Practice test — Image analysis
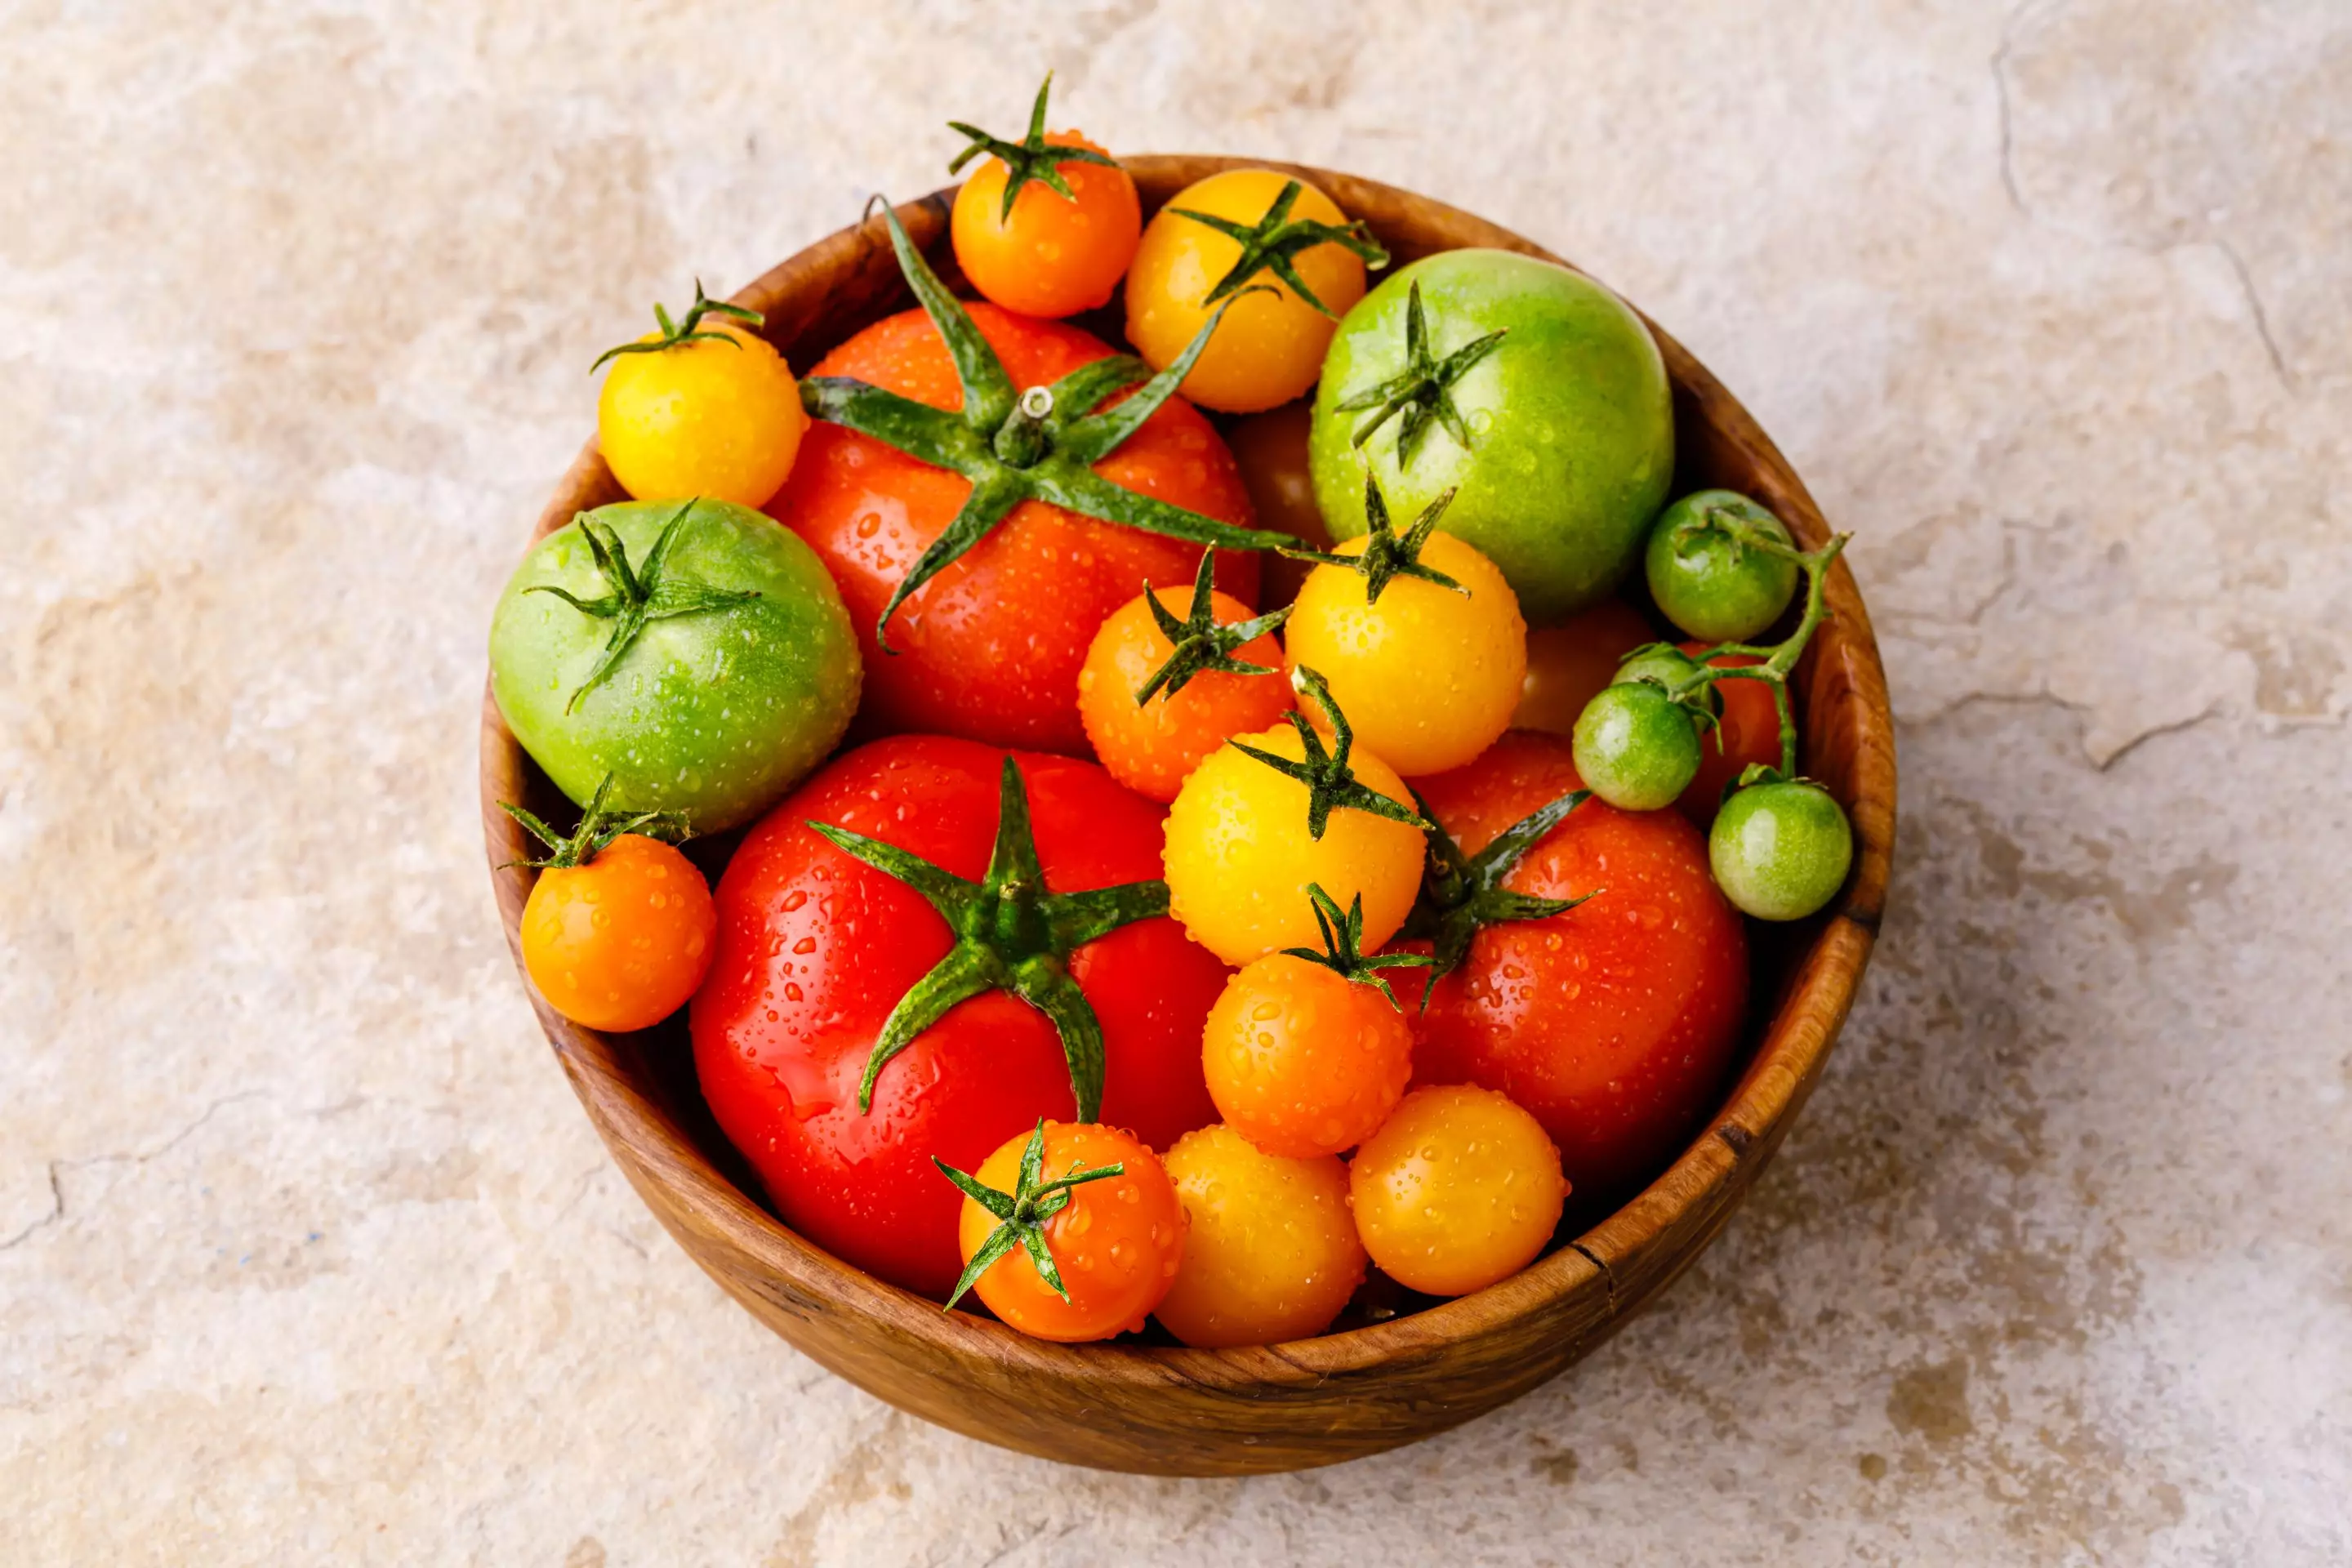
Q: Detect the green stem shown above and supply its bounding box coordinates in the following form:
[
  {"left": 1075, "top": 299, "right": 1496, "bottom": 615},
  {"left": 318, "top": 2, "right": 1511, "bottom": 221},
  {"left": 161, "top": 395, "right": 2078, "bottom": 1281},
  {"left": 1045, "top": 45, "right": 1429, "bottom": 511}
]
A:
[{"left": 1659, "top": 532, "right": 1848, "bottom": 778}]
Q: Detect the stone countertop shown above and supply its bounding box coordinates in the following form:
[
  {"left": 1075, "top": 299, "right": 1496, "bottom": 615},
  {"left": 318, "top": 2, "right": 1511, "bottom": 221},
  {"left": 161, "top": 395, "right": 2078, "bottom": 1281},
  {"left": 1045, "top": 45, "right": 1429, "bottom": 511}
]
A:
[{"left": 4, "top": 2, "right": 2346, "bottom": 1562}]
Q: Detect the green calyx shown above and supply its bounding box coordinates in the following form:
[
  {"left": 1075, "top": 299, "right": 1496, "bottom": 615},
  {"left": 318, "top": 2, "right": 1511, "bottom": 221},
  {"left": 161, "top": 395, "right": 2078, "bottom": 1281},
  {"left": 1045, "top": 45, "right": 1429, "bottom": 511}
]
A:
[
  {"left": 1402, "top": 785, "right": 1597, "bottom": 986},
  {"left": 808, "top": 755, "right": 1169, "bottom": 1122},
  {"left": 1168, "top": 178, "right": 1389, "bottom": 318},
  {"left": 800, "top": 200, "right": 1300, "bottom": 653},
  {"left": 1228, "top": 666, "right": 1434, "bottom": 842},
  {"left": 934, "top": 1120, "right": 1125, "bottom": 1311},
  {"left": 1282, "top": 472, "right": 1467, "bottom": 604},
  {"left": 947, "top": 73, "right": 1125, "bottom": 224},
  {"left": 1281, "top": 883, "right": 1433, "bottom": 1012},
  {"left": 1134, "top": 549, "right": 1293, "bottom": 705},
  {"left": 1334, "top": 279, "right": 1508, "bottom": 466},
  {"left": 499, "top": 773, "right": 686, "bottom": 871},
  {"left": 590, "top": 280, "right": 764, "bottom": 373},
  {"left": 526, "top": 499, "right": 762, "bottom": 713}
]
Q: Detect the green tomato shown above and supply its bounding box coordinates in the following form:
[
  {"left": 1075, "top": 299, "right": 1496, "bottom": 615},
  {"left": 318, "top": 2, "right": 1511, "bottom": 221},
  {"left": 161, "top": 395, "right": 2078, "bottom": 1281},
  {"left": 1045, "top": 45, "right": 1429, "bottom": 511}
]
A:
[
  {"left": 1310, "top": 248, "right": 1675, "bottom": 624},
  {"left": 1571, "top": 681, "right": 1700, "bottom": 812},
  {"left": 1616, "top": 642, "right": 1708, "bottom": 691},
  {"left": 1646, "top": 490, "right": 1799, "bottom": 642},
  {"left": 1708, "top": 779, "right": 1853, "bottom": 921},
  {"left": 491, "top": 497, "right": 861, "bottom": 832}
]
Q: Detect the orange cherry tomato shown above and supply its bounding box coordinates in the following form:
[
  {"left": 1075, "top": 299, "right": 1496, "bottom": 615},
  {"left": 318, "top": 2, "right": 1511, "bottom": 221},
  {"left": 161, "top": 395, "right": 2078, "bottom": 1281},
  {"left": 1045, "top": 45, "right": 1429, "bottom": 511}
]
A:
[
  {"left": 1348, "top": 1085, "right": 1568, "bottom": 1297},
  {"left": 949, "top": 81, "right": 1140, "bottom": 319},
  {"left": 519, "top": 834, "right": 715, "bottom": 1032},
  {"left": 1681, "top": 648, "right": 1779, "bottom": 824},
  {"left": 1201, "top": 952, "right": 1412, "bottom": 1158},
  {"left": 949, "top": 1121, "right": 1185, "bottom": 1342},
  {"left": 1155, "top": 1124, "right": 1365, "bottom": 1348},
  {"left": 1511, "top": 599, "right": 1655, "bottom": 736},
  {"left": 1077, "top": 579, "right": 1294, "bottom": 802}
]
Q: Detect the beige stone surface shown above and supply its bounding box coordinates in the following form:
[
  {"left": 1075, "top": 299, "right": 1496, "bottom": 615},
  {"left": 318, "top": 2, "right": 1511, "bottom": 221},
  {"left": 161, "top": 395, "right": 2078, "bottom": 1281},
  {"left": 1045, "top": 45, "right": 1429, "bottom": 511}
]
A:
[{"left": 4, "top": 1, "right": 2348, "bottom": 1561}]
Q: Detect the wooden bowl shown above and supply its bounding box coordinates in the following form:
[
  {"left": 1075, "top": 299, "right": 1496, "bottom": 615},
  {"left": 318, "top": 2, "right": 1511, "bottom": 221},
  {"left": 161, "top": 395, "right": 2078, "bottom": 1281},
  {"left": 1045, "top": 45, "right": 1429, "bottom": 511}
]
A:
[{"left": 480, "top": 157, "right": 1896, "bottom": 1477}]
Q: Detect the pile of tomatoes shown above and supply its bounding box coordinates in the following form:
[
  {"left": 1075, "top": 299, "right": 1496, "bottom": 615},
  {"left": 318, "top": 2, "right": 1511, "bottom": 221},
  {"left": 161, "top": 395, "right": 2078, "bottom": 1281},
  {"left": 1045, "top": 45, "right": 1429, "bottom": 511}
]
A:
[{"left": 489, "top": 78, "right": 1857, "bottom": 1348}]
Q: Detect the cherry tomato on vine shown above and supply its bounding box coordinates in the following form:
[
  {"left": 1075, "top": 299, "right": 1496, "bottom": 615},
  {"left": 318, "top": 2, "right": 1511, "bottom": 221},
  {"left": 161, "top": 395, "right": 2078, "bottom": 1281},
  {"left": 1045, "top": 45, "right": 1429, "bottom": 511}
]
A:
[
  {"left": 1571, "top": 679, "right": 1701, "bottom": 811},
  {"left": 1401, "top": 730, "right": 1748, "bottom": 1202},
  {"left": 1076, "top": 555, "right": 1294, "bottom": 803},
  {"left": 595, "top": 286, "right": 807, "bottom": 509},
  {"left": 1162, "top": 675, "right": 1426, "bottom": 968},
  {"left": 1348, "top": 1085, "right": 1568, "bottom": 1298},
  {"left": 947, "top": 78, "right": 1140, "bottom": 320},
  {"left": 1155, "top": 1124, "right": 1365, "bottom": 1348},
  {"left": 1126, "top": 168, "right": 1386, "bottom": 414},
  {"left": 1285, "top": 481, "right": 1526, "bottom": 778},
  {"left": 772, "top": 299, "right": 1262, "bottom": 754},
  {"left": 1512, "top": 598, "right": 1655, "bottom": 737},
  {"left": 691, "top": 737, "right": 1226, "bottom": 1298},
  {"left": 1709, "top": 777, "right": 1854, "bottom": 922},
  {"left": 1646, "top": 490, "right": 1799, "bottom": 643},
  {"left": 942, "top": 1120, "right": 1185, "bottom": 1342}
]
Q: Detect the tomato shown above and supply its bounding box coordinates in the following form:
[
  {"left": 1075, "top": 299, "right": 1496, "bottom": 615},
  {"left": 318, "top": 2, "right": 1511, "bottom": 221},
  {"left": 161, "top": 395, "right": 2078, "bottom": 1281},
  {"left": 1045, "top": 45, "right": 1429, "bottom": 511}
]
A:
[
  {"left": 595, "top": 287, "right": 806, "bottom": 509},
  {"left": 1710, "top": 777, "right": 1853, "bottom": 921},
  {"left": 940, "top": 1120, "right": 1184, "bottom": 1341},
  {"left": 1348, "top": 1085, "right": 1567, "bottom": 1297},
  {"left": 947, "top": 78, "right": 1140, "bottom": 319},
  {"left": 772, "top": 300, "right": 1262, "bottom": 754},
  {"left": 504, "top": 782, "right": 715, "bottom": 1033},
  {"left": 1571, "top": 679, "right": 1701, "bottom": 812},
  {"left": 1161, "top": 675, "right": 1426, "bottom": 967},
  {"left": 1399, "top": 730, "right": 1748, "bottom": 1202},
  {"left": 1646, "top": 490, "right": 1799, "bottom": 643},
  {"left": 1284, "top": 483, "right": 1527, "bottom": 777},
  {"left": 1076, "top": 554, "right": 1294, "bottom": 802},
  {"left": 1155, "top": 1124, "right": 1365, "bottom": 1347},
  {"left": 1127, "top": 169, "right": 1385, "bottom": 414},
  {"left": 1311, "top": 251, "right": 1675, "bottom": 623},
  {"left": 1512, "top": 599, "right": 1655, "bottom": 736},
  {"left": 490, "top": 497, "right": 862, "bottom": 831},
  {"left": 1225, "top": 400, "right": 1334, "bottom": 608},
  {"left": 1681, "top": 648, "right": 1778, "bottom": 824},
  {"left": 690, "top": 737, "right": 1226, "bottom": 1298}
]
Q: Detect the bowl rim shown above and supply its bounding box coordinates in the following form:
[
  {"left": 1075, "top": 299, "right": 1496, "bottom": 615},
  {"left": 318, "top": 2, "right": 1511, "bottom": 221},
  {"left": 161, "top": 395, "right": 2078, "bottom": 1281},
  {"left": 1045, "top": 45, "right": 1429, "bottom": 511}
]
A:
[{"left": 480, "top": 156, "right": 1895, "bottom": 1402}]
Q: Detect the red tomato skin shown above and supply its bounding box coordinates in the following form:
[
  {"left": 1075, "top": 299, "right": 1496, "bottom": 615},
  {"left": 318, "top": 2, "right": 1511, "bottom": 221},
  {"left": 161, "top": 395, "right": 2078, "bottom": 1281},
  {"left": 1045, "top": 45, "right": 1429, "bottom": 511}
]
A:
[
  {"left": 768, "top": 304, "right": 1259, "bottom": 755},
  {"left": 689, "top": 735, "right": 1226, "bottom": 1298},
  {"left": 1399, "top": 730, "right": 1748, "bottom": 1202},
  {"left": 1682, "top": 648, "right": 1780, "bottom": 824}
]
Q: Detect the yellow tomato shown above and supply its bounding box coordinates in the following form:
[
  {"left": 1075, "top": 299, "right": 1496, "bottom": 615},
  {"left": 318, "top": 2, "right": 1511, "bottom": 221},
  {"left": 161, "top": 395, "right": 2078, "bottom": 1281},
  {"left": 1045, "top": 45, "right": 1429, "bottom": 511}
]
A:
[
  {"left": 597, "top": 320, "right": 806, "bottom": 508},
  {"left": 1155, "top": 1125, "right": 1367, "bottom": 1348},
  {"left": 1286, "top": 532, "right": 1528, "bottom": 777},
  {"left": 1348, "top": 1085, "right": 1568, "bottom": 1298},
  {"left": 1162, "top": 723, "right": 1423, "bottom": 967},
  {"left": 1125, "top": 169, "right": 1375, "bottom": 414}
]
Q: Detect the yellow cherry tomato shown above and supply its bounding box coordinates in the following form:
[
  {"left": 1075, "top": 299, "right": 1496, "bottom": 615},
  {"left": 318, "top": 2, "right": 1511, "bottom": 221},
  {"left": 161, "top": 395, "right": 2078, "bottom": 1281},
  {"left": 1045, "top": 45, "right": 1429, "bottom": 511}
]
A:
[
  {"left": 1349, "top": 1085, "right": 1569, "bottom": 1298},
  {"left": 1155, "top": 1125, "right": 1367, "bottom": 1348},
  {"left": 1163, "top": 722, "right": 1423, "bottom": 967},
  {"left": 1126, "top": 169, "right": 1379, "bottom": 414},
  {"left": 1202, "top": 953, "right": 1413, "bottom": 1158},
  {"left": 597, "top": 318, "right": 807, "bottom": 509},
  {"left": 1286, "top": 531, "right": 1528, "bottom": 777}
]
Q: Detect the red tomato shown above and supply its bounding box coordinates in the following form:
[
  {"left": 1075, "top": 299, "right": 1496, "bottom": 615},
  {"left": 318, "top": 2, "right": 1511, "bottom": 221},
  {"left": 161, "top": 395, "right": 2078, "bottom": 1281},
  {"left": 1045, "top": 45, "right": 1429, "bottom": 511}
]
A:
[
  {"left": 1396, "top": 730, "right": 1747, "bottom": 1201},
  {"left": 1682, "top": 647, "right": 1779, "bottom": 824},
  {"left": 689, "top": 735, "right": 1227, "bottom": 1298},
  {"left": 769, "top": 304, "right": 1259, "bottom": 755}
]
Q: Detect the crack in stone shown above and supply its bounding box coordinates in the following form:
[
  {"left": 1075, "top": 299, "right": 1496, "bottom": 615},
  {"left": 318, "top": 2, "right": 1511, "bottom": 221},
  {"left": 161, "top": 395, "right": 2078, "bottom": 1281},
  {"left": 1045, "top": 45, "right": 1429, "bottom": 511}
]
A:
[{"left": 0, "top": 1089, "right": 267, "bottom": 1253}]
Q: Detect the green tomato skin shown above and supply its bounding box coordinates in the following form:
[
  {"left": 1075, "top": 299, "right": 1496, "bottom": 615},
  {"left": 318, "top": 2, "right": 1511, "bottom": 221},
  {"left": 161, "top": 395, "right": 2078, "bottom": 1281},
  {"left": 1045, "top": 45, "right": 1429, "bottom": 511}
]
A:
[
  {"left": 1310, "top": 249, "right": 1676, "bottom": 625},
  {"left": 1646, "top": 490, "right": 1799, "bottom": 643},
  {"left": 490, "top": 499, "right": 862, "bottom": 832},
  {"left": 1572, "top": 682, "right": 1701, "bottom": 812},
  {"left": 1708, "top": 781, "right": 1854, "bottom": 921}
]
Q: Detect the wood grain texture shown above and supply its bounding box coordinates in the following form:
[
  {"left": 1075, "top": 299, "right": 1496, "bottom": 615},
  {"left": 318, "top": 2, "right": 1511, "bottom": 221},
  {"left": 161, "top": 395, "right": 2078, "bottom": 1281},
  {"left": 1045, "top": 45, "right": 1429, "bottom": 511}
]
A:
[{"left": 479, "top": 158, "right": 1898, "bottom": 1476}]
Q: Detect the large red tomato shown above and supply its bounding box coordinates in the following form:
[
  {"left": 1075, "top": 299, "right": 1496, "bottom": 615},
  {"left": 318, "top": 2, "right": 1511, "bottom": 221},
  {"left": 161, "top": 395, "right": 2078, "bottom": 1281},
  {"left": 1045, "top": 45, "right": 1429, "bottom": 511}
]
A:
[
  {"left": 1396, "top": 730, "right": 1747, "bottom": 1202},
  {"left": 768, "top": 303, "right": 1260, "bottom": 755},
  {"left": 690, "top": 735, "right": 1226, "bottom": 1298}
]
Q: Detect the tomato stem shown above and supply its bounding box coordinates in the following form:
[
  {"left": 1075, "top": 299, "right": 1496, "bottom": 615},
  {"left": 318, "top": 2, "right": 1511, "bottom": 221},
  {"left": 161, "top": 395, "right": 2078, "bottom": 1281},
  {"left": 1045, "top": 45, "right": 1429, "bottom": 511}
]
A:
[
  {"left": 1401, "top": 786, "right": 1598, "bottom": 989},
  {"left": 945, "top": 74, "right": 1126, "bottom": 225},
  {"left": 1134, "top": 549, "right": 1293, "bottom": 704},
  {"left": 1228, "top": 667, "right": 1435, "bottom": 841},
  {"left": 1281, "top": 884, "right": 1434, "bottom": 1012},
  {"left": 590, "top": 279, "right": 764, "bottom": 373},
  {"left": 498, "top": 773, "right": 687, "bottom": 870},
  {"left": 1331, "top": 279, "right": 1508, "bottom": 466},
  {"left": 934, "top": 1120, "right": 1125, "bottom": 1310},
  {"left": 1166, "top": 178, "right": 1388, "bottom": 318},
  {"left": 1280, "top": 472, "right": 1468, "bottom": 604}
]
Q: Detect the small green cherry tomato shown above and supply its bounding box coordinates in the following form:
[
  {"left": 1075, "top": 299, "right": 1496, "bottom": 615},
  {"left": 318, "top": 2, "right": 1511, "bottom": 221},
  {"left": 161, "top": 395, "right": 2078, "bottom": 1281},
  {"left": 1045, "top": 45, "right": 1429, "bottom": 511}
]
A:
[
  {"left": 1645, "top": 491, "right": 1800, "bottom": 643},
  {"left": 1572, "top": 681, "right": 1700, "bottom": 811},
  {"left": 1615, "top": 643, "right": 1708, "bottom": 693},
  {"left": 1708, "top": 778, "right": 1854, "bottom": 920}
]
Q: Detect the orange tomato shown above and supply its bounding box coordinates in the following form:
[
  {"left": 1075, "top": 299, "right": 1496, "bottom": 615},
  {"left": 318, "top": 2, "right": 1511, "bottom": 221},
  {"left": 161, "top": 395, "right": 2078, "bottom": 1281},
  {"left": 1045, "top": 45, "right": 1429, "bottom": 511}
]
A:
[
  {"left": 1681, "top": 648, "right": 1780, "bottom": 824},
  {"left": 1349, "top": 1085, "right": 1568, "bottom": 1297},
  {"left": 952, "top": 130, "right": 1141, "bottom": 319},
  {"left": 1077, "top": 583, "right": 1294, "bottom": 802},
  {"left": 519, "top": 834, "right": 715, "bottom": 1032},
  {"left": 1201, "top": 953, "right": 1412, "bottom": 1158},
  {"left": 1155, "top": 1125, "right": 1365, "bottom": 1348}
]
